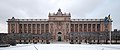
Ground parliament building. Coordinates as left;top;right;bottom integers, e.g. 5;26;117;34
7;9;113;44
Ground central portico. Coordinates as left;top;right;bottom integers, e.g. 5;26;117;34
48;8;71;42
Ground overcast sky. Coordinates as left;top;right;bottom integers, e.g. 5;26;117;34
0;0;120;33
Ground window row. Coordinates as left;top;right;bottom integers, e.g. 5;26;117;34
71;24;101;32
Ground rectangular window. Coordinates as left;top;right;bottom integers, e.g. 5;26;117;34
24;24;27;33
88;24;91;32
84;24;87;32
46;24;49;33
92;24;95;32
11;24;15;33
75;24;78;32
33;24;36;34
97;24;100;32
41;24;44;33
28;24;31;33
37;24;40;34
79;24;82;32
19;24;22;33
71;24;74;32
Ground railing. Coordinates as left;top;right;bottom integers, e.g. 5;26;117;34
8;19;104;21
8;19;48;21
71;19;104;21
49;13;70;16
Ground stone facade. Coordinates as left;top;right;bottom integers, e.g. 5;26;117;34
7;9;112;43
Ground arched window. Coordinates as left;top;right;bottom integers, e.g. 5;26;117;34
58;32;62;34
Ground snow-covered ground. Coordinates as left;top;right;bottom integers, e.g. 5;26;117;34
0;44;120;50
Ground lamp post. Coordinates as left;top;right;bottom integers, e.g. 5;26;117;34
109;19;112;44
104;14;113;44
108;14;113;44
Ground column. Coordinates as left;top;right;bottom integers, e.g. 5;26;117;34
16;23;17;33
87;24;88;32
16;23;19;33
49;23;50;33
102;24;104;31
44;24;46;33
91;24;93;32
73;24;75;32
82;24;84;32
78;24;79;32
40;24;41;34
31;24;33;33
100;24;102;32
22;24;24;33
95;24;97;32
27;24;28;33
69;23;71;33
14;23;16;33
35;24;37;34
65;23;66;34
14;24;16;33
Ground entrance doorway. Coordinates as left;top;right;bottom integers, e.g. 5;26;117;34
58;36;61;41
57;32;62;41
